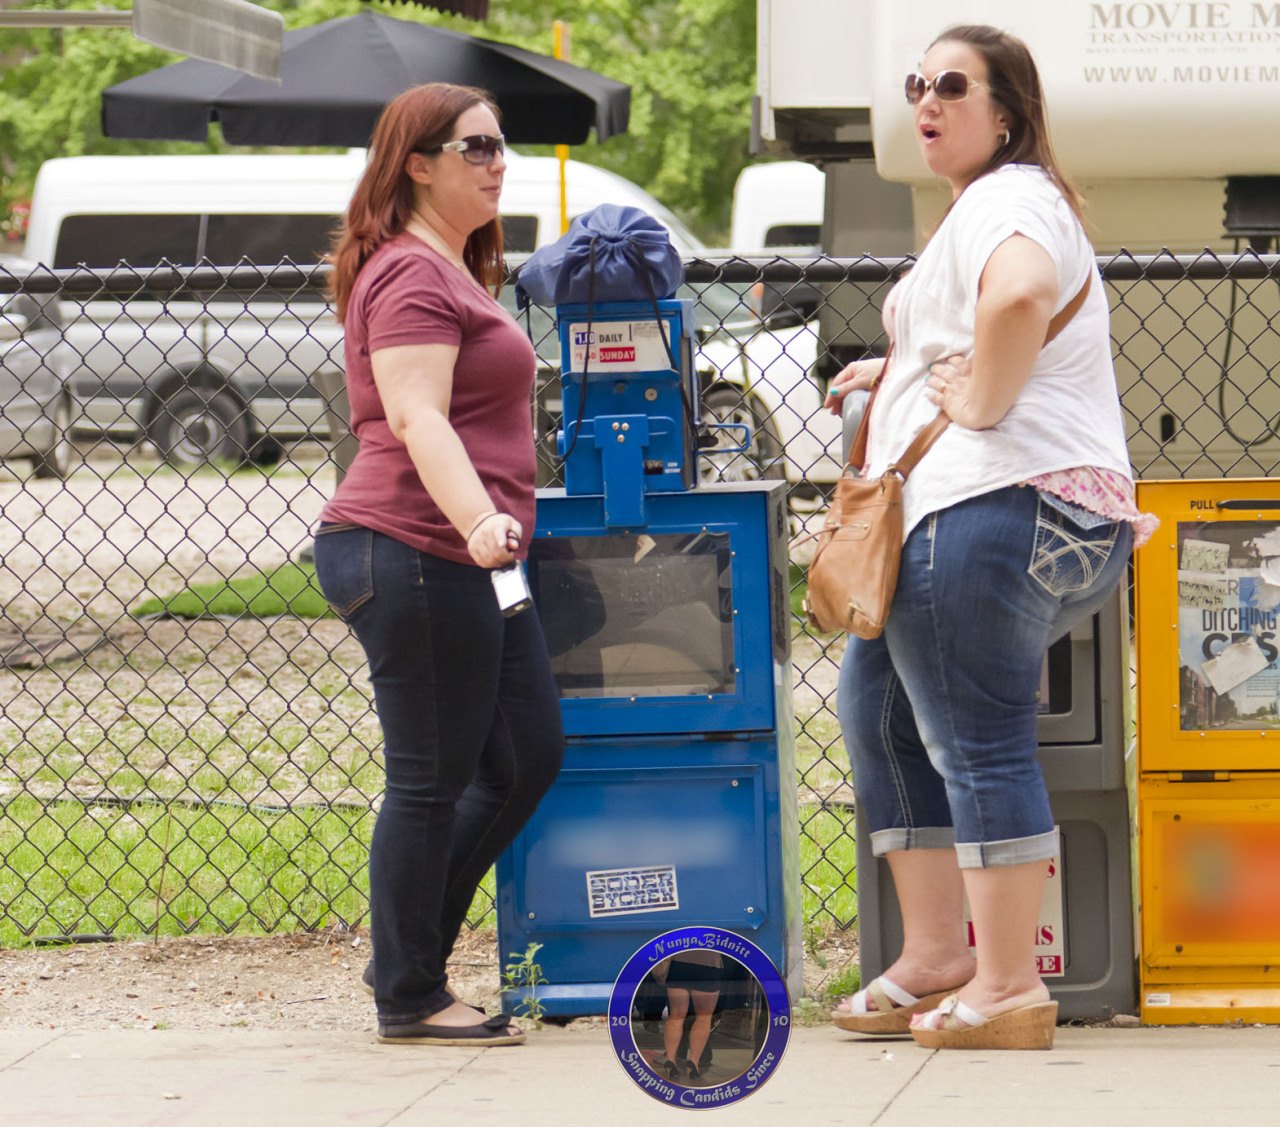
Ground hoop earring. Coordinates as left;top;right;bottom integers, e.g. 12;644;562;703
997;130;1011;147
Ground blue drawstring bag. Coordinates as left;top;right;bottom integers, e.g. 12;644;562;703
515;203;685;308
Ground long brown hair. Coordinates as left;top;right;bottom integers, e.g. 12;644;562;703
933;24;1085;222
328;83;505;319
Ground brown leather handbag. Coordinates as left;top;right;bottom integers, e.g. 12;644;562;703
801;272;1093;639
801;365;947;638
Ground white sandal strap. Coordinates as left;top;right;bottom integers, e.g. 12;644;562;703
918;993;988;1032
848;975;920;1016
948;998;987;1029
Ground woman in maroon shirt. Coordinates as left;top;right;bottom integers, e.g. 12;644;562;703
315;83;562;1047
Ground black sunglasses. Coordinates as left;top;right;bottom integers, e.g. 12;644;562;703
419;134;506;165
904;71;985;105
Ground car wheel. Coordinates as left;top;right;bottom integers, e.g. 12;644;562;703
698;386;784;484
148;386;249;467
32;394;73;480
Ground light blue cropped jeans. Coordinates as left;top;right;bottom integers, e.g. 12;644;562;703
837;484;1132;869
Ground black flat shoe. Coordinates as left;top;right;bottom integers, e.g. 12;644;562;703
377;1011;524;1047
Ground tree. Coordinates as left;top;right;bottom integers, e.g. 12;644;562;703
0;0;756;244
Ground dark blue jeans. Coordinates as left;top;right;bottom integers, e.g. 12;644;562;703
313;523;563;1025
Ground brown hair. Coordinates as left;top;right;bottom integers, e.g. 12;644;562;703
931;24;1085;221
327;83;505;319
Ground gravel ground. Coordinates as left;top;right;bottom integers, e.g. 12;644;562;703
0;929;486;1033
0;929;858;1032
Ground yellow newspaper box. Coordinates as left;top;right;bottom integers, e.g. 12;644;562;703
1135;480;1280;1025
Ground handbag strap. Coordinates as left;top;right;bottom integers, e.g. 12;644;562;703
848;269;1094;479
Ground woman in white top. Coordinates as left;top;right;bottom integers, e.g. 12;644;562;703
824;24;1152;1051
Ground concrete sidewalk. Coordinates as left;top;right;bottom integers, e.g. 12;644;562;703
3;1022;1279;1125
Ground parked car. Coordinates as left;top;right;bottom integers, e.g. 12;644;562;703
0;259;76;478
24;151;705;467
693;308;843;494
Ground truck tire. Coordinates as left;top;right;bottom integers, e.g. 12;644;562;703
699;386;784;484
148;386;250;467
32;394;73;480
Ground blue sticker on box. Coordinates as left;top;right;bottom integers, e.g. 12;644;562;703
607;927;790;1108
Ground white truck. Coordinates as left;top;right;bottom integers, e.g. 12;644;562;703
730;161;824;251
753;0;1280;480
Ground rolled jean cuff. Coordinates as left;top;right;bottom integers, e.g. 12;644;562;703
955;827;1059;870
869;826;956;856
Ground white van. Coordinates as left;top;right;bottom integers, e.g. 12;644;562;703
23;150;704;267
729;161;824;252
23;151;704;464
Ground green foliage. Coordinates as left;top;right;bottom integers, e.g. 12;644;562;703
502;940;547;1028
0;0;756;243
457;0;758;239
0;1;223;225
825;961;861;1002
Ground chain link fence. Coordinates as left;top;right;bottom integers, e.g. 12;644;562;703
1;251;1277;945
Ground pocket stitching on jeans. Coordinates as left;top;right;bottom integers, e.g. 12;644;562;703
1028;505;1120;598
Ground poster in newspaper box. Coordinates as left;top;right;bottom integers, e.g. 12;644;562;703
1176;520;1280;731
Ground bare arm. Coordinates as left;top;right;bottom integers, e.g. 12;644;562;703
926;235;1059;429
371;342;518;569
823;355;887;414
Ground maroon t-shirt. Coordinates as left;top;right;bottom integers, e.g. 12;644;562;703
320;234;538;565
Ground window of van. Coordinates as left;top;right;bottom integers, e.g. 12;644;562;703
764;224;820;248
54;214;201;269
501;215;538;254
204;214;338;264
57;211;542;268
53;213;341;269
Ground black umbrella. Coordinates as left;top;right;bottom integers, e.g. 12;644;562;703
101;10;628;147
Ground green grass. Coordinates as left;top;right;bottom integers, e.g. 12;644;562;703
0;796;499;946
0;795;370;944
797;804;858;928
1;786;840;945
825;962;861;1001
789;562;809;620
132;563;333;620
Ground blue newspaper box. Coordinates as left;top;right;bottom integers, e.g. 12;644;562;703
497;484;800;1015
496;298;800;1016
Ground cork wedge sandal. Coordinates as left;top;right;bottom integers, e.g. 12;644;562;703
831;977;960;1034
909;993;1058;1050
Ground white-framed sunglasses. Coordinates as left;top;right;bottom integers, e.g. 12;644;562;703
420;134;506;165
904;71;985;105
